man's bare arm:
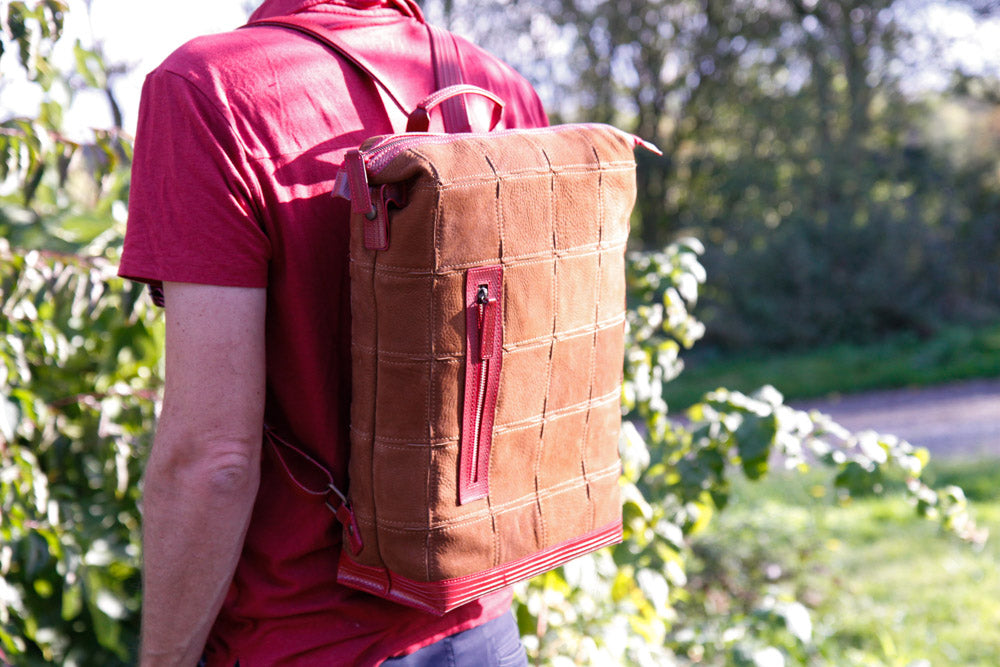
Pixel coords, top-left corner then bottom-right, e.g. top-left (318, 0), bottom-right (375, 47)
top-left (139, 282), bottom-right (266, 666)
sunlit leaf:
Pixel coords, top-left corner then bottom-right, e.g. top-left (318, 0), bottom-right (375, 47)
top-left (735, 413), bottom-right (777, 480)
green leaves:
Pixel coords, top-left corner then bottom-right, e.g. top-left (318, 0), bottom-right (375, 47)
top-left (0, 15), bottom-right (151, 652)
top-left (512, 237), bottom-right (985, 664)
top-left (1, 241), bottom-right (158, 664)
top-left (734, 413), bottom-right (777, 480)
top-left (2, 1), bottom-right (128, 225)
top-left (2, 1), bottom-right (68, 87)
top-left (73, 40), bottom-right (106, 89)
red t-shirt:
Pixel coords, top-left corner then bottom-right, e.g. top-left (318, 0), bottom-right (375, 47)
top-left (119, 0), bottom-right (548, 664)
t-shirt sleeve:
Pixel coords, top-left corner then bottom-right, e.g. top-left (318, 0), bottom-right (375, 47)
top-left (119, 65), bottom-right (271, 297)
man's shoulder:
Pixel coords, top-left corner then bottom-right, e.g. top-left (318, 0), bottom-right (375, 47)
top-left (141, 18), bottom-right (547, 131)
top-left (150, 27), bottom-right (281, 91)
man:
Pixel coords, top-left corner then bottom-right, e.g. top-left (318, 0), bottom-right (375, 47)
top-left (118, 0), bottom-right (547, 664)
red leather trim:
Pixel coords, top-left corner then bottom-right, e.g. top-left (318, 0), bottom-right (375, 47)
top-left (344, 150), bottom-right (372, 216)
top-left (459, 265), bottom-right (503, 504)
top-left (363, 183), bottom-right (407, 251)
top-left (406, 85), bottom-right (505, 133)
top-left (331, 169), bottom-right (352, 202)
top-left (336, 521), bottom-right (623, 615)
top-left (428, 24), bottom-right (471, 133)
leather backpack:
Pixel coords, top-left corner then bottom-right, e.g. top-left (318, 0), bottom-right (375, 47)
top-left (249, 13), bottom-right (657, 615)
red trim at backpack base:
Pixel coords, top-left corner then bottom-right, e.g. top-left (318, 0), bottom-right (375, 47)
top-left (336, 520), bottom-right (623, 615)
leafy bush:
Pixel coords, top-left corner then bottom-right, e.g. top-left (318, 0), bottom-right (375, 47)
top-left (509, 240), bottom-right (985, 666)
top-left (2, 6), bottom-right (153, 662)
top-left (0, 244), bottom-right (157, 664)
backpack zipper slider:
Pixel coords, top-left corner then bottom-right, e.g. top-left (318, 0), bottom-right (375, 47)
top-left (339, 149), bottom-right (374, 217)
top-left (476, 285), bottom-right (497, 360)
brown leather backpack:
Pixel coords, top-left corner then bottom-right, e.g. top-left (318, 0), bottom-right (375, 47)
top-left (252, 15), bottom-right (656, 615)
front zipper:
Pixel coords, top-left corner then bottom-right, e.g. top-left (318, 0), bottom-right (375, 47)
top-left (460, 266), bottom-right (503, 504)
top-left (470, 284), bottom-right (494, 483)
top-left (335, 124), bottom-right (662, 226)
top-left (358, 123), bottom-right (661, 176)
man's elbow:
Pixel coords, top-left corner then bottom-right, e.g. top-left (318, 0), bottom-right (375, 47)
top-left (200, 447), bottom-right (260, 496)
top-left (147, 433), bottom-right (262, 499)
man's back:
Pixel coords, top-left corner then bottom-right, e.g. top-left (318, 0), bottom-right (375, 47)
top-left (120, 1), bottom-right (547, 663)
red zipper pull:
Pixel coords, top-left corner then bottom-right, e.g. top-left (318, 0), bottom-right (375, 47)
top-left (344, 150), bottom-right (375, 217)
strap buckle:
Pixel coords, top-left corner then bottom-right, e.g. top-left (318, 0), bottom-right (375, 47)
top-left (264, 424), bottom-right (364, 554)
top-left (325, 484), bottom-right (364, 555)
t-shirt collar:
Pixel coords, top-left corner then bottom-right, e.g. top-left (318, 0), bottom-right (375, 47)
top-left (249, 0), bottom-right (424, 22)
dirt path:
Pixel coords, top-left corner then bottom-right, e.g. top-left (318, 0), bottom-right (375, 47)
top-left (791, 378), bottom-right (1000, 459)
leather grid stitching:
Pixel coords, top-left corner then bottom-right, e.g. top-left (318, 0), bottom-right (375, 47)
top-left (353, 125), bottom-right (634, 578)
top-left (355, 238), bottom-right (629, 275)
top-left (352, 312), bottom-right (626, 360)
top-left (351, 387), bottom-right (621, 446)
top-left (357, 463), bottom-right (622, 531)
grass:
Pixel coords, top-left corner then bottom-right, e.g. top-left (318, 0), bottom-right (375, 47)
top-left (663, 321), bottom-right (1000, 410)
top-left (685, 458), bottom-right (1000, 665)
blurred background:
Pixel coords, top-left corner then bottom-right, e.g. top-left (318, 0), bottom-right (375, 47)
top-left (7, 0), bottom-right (1000, 392)
top-left (3, 0), bottom-right (1000, 664)
top-left (427, 0), bottom-right (1000, 404)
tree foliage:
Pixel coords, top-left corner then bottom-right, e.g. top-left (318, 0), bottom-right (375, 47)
top-left (2, 2), bottom-right (154, 663)
top-left (0, 2), bottom-right (989, 664)
top-left (433, 0), bottom-right (1000, 349)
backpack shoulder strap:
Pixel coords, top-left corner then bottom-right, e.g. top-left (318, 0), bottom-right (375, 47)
top-left (245, 14), bottom-right (473, 132)
top-left (427, 23), bottom-right (470, 132)
top-left (245, 15), bottom-right (413, 116)
top-left (263, 424), bottom-right (363, 553)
